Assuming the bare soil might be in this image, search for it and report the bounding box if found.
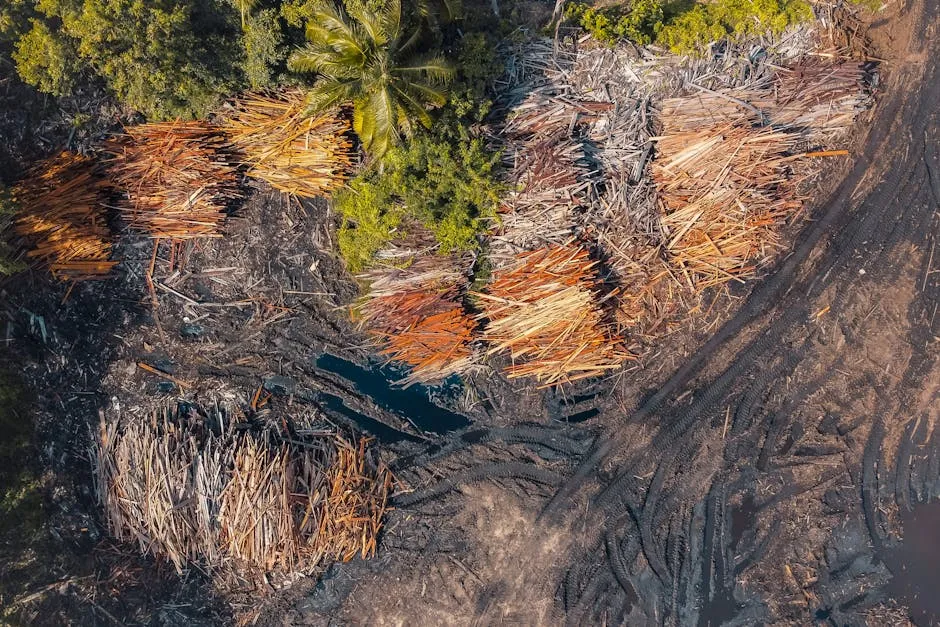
[1,0,938,624]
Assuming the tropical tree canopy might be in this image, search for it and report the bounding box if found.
[288,0,455,156]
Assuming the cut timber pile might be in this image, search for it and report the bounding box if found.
[358,255,477,386]
[652,60,869,290]
[221,90,354,197]
[476,243,629,386]
[658,83,771,132]
[93,403,392,580]
[653,123,803,288]
[12,151,116,280]
[755,60,872,139]
[491,39,600,261]
[659,60,870,139]
[107,121,241,239]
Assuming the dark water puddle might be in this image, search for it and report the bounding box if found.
[731,495,759,546]
[565,408,600,423]
[315,354,470,435]
[698,589,740,627]
[884,499,940,624]
[262,375,422,444]
[317,392,424,445]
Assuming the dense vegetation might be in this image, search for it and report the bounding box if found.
[0,0,855,271]
[2,0,251,119]
[336,131,502,271]
[288,0,454,156]
[322,0,505,271]
[565,0,815,55]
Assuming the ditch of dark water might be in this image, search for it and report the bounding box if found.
[884,499,940,625]
[314,353,470,440]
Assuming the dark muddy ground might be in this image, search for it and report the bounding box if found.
[287,2,940,625]
[1,1,938,624]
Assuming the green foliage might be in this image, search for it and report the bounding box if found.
[415,0,462,30]
[280,0,318,28]
[288,0,455,157]
[658,0,813,54]
[242,8,285,89]
[6,0,246,120]
[444,31,501,122]
[567,0,814,55]
[334,129,502,271]
[336,180,407,272]
[11,20,80,96]
[0,0,34,44]
[565,0,665,46]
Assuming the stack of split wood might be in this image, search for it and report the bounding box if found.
[755,60,872,139]
[658,60,870,140]
[93,403,392,580]
[475,243,629,386]
[653,123,803,288]
[221,90,354,197]
[492,40,601,260]
[358,254,477,386]
[106,121,241,239]
[658,83,772,132]
[651,60,869,289]
[11,152,116,280]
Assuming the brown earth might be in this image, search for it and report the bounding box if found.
[0,0,938,624]
[286,1,940,625]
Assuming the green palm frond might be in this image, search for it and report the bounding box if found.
[291,0,454,158]
[353,98,373,145]
[346,3,388,48]
[311,3,362,42]
[305,20,367,65]
[381,0,402,47]
[370,87,397,148]
[396,56,456,83]
[304,79,358,115]
[391,84,433,130]
[396,78,449,108]
[397,25,423,56]
[288,44,362,79]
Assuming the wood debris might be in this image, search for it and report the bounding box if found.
[756,59,873,139]
[106,121,241,239]
[490,39,600,261]
[357,253,478,386]
[647,57,869,291]
[653,123,804,288]
[11,151,116,280]
[659,60,871,139]
[475,243,630,386]
[221,90,354,198]
[93,403,392,581]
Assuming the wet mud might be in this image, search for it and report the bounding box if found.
[291,1,940,624]
[1,1,939,623]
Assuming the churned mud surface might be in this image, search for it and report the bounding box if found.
[290,1,940,624]
[1,0,938,624]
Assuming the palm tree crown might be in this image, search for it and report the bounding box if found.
[288,0,455,157]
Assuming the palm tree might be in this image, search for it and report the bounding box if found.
[232,0,259,28]
[288,0,455,157]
